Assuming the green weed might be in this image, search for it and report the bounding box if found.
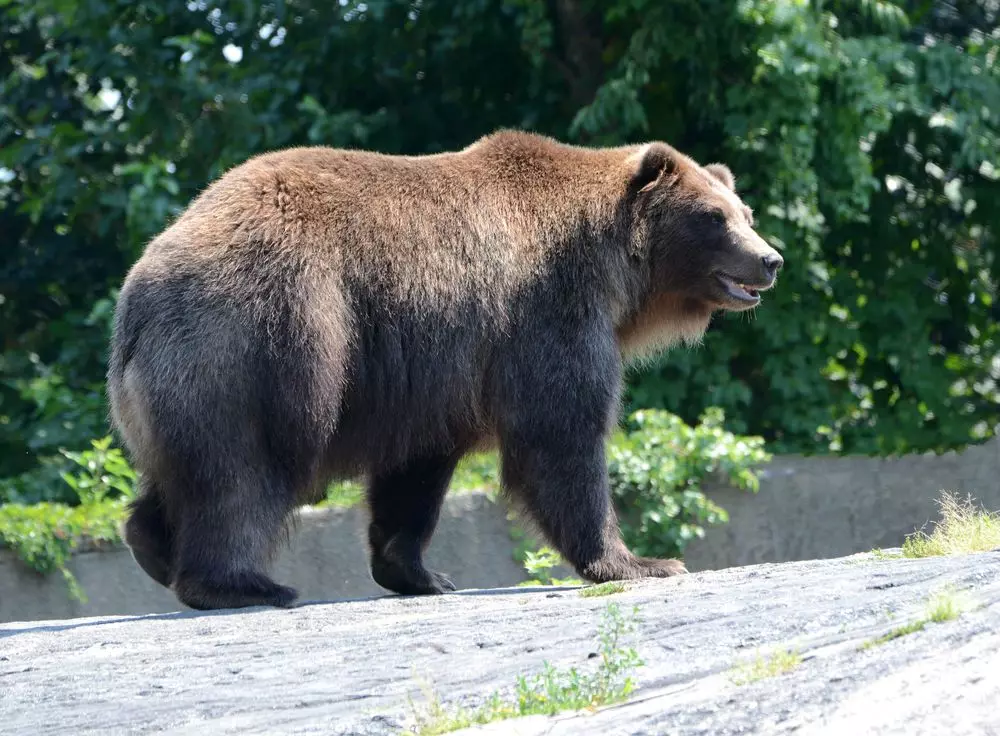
[729,648,802,685]
[403,603,643,735]
[580,582,627,598]
[902,492,1000,558]
[860,589,970,650]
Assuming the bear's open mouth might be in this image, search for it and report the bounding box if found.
[714,272,769,305]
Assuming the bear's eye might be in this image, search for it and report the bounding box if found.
[709,210,727,226]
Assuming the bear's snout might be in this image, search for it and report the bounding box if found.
[712,237,783,310]
[761,252,783,282]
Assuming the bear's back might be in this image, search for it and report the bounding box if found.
[138,132,634,318]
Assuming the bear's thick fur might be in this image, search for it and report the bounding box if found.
[108,130,783,610]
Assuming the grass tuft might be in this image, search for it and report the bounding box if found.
[925,589,967,623]
[579,582,627,598]
[402,603,643,735]
[729,648,802,686]
[860,619,926,650]
[902,492,1000,558]
[860,588,970,650]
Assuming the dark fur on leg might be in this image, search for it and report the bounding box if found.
[367,453,462,595]
[108,265,342,611]
[173,571,298,611]
[168,460,301,610]
[122,479,174,588]
[497,319,687,584]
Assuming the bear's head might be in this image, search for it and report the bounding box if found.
[630,143,783,313]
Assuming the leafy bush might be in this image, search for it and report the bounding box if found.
[1,295,118,504]
[610,408,770,559]
[0,499,126,601]
[450,453,500,492]
[0,435,135,600]
[514,545,583,588]
[59,436,136,505]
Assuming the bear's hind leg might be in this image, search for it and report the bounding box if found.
[122,477,174,588]
[367,453,462,595]
[170,462,299,611]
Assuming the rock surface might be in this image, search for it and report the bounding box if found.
[2,551,999,735]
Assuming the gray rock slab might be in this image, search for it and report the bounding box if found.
[2,551,999,736]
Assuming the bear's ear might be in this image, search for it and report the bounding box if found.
[704,163,736,191]
[631,142,679,193]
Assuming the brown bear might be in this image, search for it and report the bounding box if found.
[107,129,782,610]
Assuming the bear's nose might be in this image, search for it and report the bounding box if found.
[761,253,783,280]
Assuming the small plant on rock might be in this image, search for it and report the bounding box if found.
[859,588,973,650]
[579,581,627,598]
[729,648,802,686]
[403,603,643,735]
[902,492,1000,558]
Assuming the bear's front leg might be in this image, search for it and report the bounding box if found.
[495,321,687,583]
[500,426,687,583]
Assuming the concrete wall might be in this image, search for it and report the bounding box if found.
[3,438,999,623]
[0,493,534,624]
[683,437,1000,571]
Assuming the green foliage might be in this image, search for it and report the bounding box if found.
[450,453,500,492]
[609,408,770,559]
[608,0,1000,456]
[925,588,967,623]
[514,603,643,714]
[859,588,970,649]
[0,435,135,600]
[0,499,127,601]
[59,435,137,505]
[579,581,627,598]
[3,0,999,496]
[319,481,365,509]
[515,545,584,587]
[1,295,118,504]
[404,603,643,734]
